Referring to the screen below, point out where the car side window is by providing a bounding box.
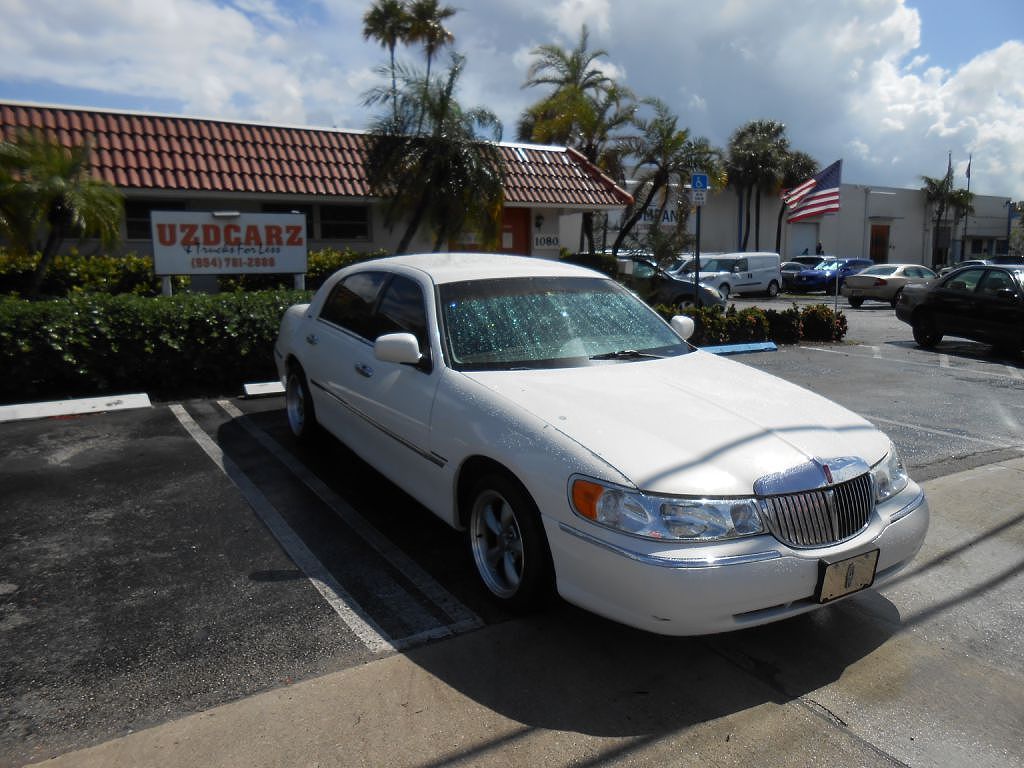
[376,275,430,353]
[943,268,985,293]
[977,270,1015,296]
[319,271,388,339]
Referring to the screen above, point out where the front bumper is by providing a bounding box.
[547,481,929,636]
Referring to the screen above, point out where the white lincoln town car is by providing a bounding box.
[274,253,929,635]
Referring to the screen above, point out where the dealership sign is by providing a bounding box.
[151,211,307,275]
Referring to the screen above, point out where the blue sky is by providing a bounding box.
[0,0,1021,197]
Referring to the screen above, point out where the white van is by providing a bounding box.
[681,252,782,299]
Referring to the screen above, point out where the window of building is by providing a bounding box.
[262,203,313,238]
[320,205,370,240]
[125,199,186,239]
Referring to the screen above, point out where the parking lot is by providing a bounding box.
[2,297,1023,768]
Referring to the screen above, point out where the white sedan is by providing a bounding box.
[274,253,929,636]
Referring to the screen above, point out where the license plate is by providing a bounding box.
[816,549,879,603]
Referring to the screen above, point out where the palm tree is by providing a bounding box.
[775,150,818,252]
[362,0,412,122]
[727,120,789,250]
[364,54,505,253]
[611,99,722,256]
[922,168,954,264]
[520,25,624,253]
[0,131,122,297]
[405,0,455,84]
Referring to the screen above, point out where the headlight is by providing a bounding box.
[570,477,764,541]
[871,443,909,502]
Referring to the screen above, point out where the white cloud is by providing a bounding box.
[0,0,1020,197]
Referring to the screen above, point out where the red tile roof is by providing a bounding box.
[0,102,632,208]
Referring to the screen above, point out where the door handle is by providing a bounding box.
[305,334,319,345]
[355,363,374,378]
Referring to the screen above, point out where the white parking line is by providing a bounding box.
[863,414,1020,450]
[216,400,482,640]
[869,346,882,359]
[801,345,1024,382]
[939,354,952,369]
[170,404,397,654]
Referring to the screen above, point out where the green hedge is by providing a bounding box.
[0,290,309,404]
[0,247,383,298]
[653,303,846,346]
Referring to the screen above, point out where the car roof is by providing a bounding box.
[360,252,603,285]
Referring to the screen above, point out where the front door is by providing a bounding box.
[870,225,889,263]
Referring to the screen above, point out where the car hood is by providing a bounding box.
[460,353,886,496]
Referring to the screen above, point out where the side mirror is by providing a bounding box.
[374,332,422,364]
[670,315,695,341]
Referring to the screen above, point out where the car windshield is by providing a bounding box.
[696,258,736,272]
[440,276,690,370]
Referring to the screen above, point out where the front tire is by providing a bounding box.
[848,297,864,308]
[285,364,318,441]
[468,474,553,611]
[718,284,731,300]
[767,280,780,298]
[912,313,942,349]
[890,288,904,309]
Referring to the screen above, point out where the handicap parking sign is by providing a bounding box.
[691,173,709,191]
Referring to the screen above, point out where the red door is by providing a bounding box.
[448,208,532,254]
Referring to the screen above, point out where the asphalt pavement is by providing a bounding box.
[18,455,1024,768]
[2,294,1022,768]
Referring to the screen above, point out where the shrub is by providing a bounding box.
[800,303,848,341]
[764,305,802,344]
[0,290,309,404]
[652,301,844,346]
[0,250,184,297]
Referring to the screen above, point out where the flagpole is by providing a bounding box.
[962,154,971,257]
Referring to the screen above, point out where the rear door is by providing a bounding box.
[974,269,1024,347]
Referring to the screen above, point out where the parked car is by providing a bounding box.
[676,252,783,299]
[791,258,874,293]
[275,252,929,636]
[895,263,1024,354]
[781,261,806,291]
[938,259,991,277]
[791,254,830,267]
[841,264,938,308]
[631,258,726,309]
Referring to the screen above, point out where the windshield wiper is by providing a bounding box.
[590,349,663,360]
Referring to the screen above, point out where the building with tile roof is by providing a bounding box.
[0,101,632,260]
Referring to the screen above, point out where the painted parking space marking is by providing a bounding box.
[216,400,483,641]
[170,404,397,654]
[939,354,952,369]
[863,414,1020,450]
[801,345,1024,382]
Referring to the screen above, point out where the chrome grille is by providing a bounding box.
[758,473,874,548]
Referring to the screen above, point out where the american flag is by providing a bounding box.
[785,160,842,223]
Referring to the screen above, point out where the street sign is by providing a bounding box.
[691,173,709,191]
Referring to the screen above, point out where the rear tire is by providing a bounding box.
[468,473,553,612]
[285,364,318,441]
[912,313,942,349]
[848,297,864,308]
